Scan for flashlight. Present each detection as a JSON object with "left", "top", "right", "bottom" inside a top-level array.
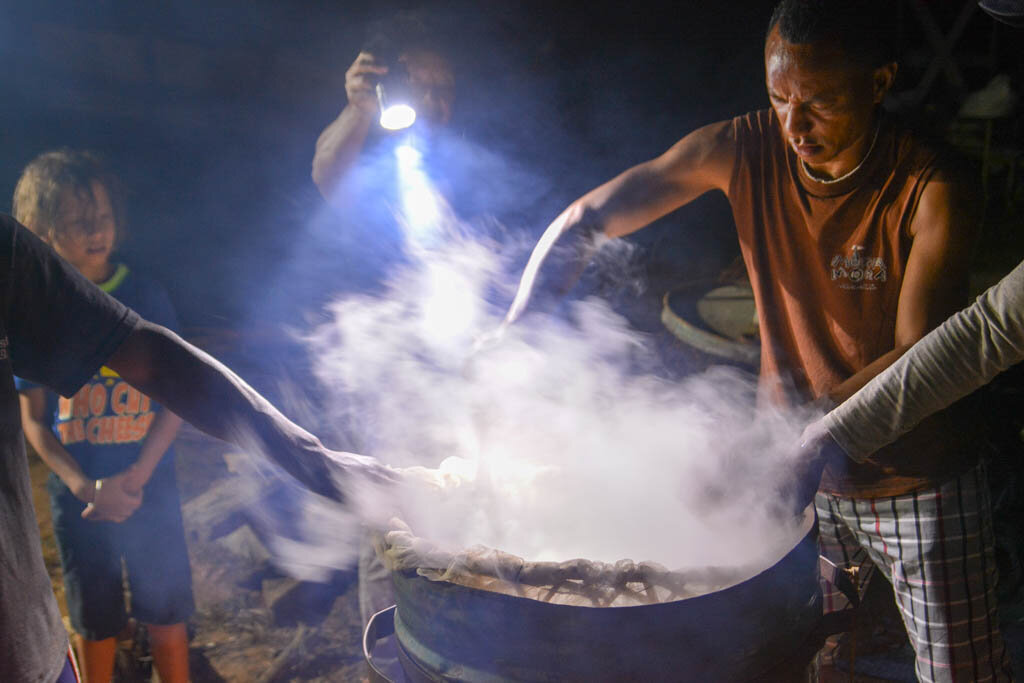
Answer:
[{"left": 376, "top": 67, "right": 416, "bottom": 131}]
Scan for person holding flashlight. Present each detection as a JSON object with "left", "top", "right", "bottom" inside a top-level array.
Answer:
[
  {"left": 311, "top": 15, "right": 455, "bottom": 206},
  {"left": 307, "top": 13, "right": 460, "bottom": 635}
]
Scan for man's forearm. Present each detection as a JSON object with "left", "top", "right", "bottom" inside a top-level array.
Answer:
[
  {"left": 108, "top": 323, "right": 337, "bottom": 496},
  {"left": 504, "top": 122, "right": 736, "bottom": 325},
  {"left": 824, "top": 343, "right": 914, "bottom": 405},
  {"left": 311, "top": 105, "right": 375, "bottom": 202},
  {"left": 505, "top": 163, "right": 706, "bottom": 325},
  {"left": 825, "top": 261, "right": 1024, "bottom": 460}
]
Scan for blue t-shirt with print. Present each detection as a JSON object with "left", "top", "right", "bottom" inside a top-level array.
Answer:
[{"left": 15, "top": 263, "right": 179, "bottom": 479}]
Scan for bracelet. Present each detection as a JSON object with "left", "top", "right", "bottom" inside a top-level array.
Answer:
[{"left": 92, "top": 478, "right": 102, "bottom": 504}]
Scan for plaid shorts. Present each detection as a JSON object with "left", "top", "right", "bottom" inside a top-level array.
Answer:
[{"left": 816, "top": 464, "right": 1014, "bottom": 682}]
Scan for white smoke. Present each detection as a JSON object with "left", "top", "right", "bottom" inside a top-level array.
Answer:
[{"left": 298, "top": 213, "right": 813, "bottom": 573}]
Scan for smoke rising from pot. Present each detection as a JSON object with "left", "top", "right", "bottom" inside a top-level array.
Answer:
[{"left": 295, "top": 202, "right": 813, "bottom": 573}]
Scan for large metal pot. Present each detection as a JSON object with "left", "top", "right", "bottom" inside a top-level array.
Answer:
[{"left": 366, "top": 508, "right": 822, "bottom": 682}]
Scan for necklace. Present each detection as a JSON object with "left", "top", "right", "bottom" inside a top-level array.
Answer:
[{"left": 801, "top": 122, "right": 881, "bottom": 185}]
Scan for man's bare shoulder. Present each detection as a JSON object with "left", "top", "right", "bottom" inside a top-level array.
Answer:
[
  {"left": 653, "top": 118, "right": 739, "bottom": 193},
  {"left": 889, "top": 117, "right": 975, "bottom": 186},
  {"left": 907, "top": 153, "right": 978, "bottom": 240}
]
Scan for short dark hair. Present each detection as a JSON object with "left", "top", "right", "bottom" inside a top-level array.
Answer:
[
  {"left": 767, "top": 0, "right": 897, "bottom": 69},
  {"left": 363, "top": 10, "right": 453, "bottom": 67},
  {"left": 12, "top": 148, "right": 126, "bottom": 245}
]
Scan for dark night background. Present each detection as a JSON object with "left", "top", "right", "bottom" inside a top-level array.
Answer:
[
  {"left": 0, "top": 0, "right": 1021, "bottom": 345},
  {"left": 5, "top": 4, "right": 1024, "bottom": 676}
]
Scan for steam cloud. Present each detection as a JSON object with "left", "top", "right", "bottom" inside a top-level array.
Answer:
[{"left": 281, "top": 199, "right": 816, "bottom": 577}]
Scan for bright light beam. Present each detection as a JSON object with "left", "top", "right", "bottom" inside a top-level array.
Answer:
[
  {"left": 395, "top": 143, "right": 442, "bottom": 248},
  {"left": 420, "top": 261, "right": 477, "bottom": 347}
]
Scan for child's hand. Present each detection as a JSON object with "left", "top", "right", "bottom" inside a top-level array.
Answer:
[
  {"left": 120, "top": 463, "right": 151, "bottom": 496},
  {"left": 82, "top": 472, "right": 143, "bottom": 522}
]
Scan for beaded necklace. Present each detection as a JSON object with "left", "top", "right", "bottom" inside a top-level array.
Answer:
[{"left": 801, "top": 122, "right": 881, "bottom": 185}]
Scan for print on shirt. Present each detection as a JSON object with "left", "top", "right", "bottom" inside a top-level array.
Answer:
[
  {"left": 830, "top": 246, "right": 887, "bottom": 291},
  {"left": 55, "top": 367, "right": 154, "bottom": 446}
]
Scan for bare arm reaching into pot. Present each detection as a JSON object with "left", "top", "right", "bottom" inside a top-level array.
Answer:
[{"left": 504, "top": 121, "right": 735, "bottom": 326}]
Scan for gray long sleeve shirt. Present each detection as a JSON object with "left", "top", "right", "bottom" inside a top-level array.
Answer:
[{"left": 823, "top": 259, "right": 1024, "bottom": 462}]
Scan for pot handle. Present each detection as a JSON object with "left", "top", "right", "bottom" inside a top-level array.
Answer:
[
  {"left": 817, "top": 555, "right": 862, "bottom": 638},
  {"left": 819, "top": 555, "right": 860, "bottom": 607},
  {"left": 363, "top": 605, "right": 403, "bottom": 683}
]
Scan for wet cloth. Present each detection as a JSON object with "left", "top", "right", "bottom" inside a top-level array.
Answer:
[
  {"left": 822, "top": 259, "right": 1024, "bottom": 461},
  {"left": 0, "top": 215, "right": 138, "bottom": 682},
  {"left": 817, "top": 464, "right": 1013, "bottom": 682}
]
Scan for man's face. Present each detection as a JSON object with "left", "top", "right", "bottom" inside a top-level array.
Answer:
[
  {"left": 51, "top": 180, "right": 116, "bottom": 277},
  {"left": 764, "top": 27, "right": 894, "bottom": 178},
  {"left": 400, "top": 49, "right": 455, "bottom": 127}
]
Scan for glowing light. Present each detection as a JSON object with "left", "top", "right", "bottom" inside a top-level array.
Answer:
[
  {"left": 395, "top": 143, "right": 422, "bottom": 167},
  {"left": 401, "top": 184, "right": 441, "bottom": 236},
  {"left": 394, "top": 141, "right": 441, "bottom": 246},
  {"left": 380, "top": 104, "right": 417, "bottom": 131},
  {"left": 420, "top": 261, "right": 477, "bottom": 345}
]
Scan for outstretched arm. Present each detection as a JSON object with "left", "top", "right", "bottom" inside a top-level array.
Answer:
[
  {"left": 813, "top": 260, "right": 1024, "bottom": 460},
  {"left": 505, "top": 120, "right": 737, "bottom": 324},
  {"left": 106, "top": 321, "right": 393, "bottom": 499}
]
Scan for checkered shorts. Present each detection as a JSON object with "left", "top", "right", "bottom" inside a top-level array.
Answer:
[{"left": 817, "top": 464, "right": 1014, "bottom": 682}]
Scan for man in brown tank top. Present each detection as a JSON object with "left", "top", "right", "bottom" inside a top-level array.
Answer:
[{"left": 509, "top": 0, "right": 1013, "bottom": 679}]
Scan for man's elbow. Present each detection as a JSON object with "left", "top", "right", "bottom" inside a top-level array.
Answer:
[
  {"left": 107, "top": 322, "right": 169, "bottom": 389},
  {"left": 311, "top": 157, "right": 331, "bottom": 199}
]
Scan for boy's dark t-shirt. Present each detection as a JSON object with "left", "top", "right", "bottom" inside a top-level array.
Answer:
[
  {"left": 0, "top": 214, "right": 138, "bottom": 681},
  {"left": 15, "top": 265, "right": 179, "bottom": 479}
]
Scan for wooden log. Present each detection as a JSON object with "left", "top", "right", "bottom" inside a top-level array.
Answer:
[{"left": 181, "top": 475, "right": 263, "bottom": 544}]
